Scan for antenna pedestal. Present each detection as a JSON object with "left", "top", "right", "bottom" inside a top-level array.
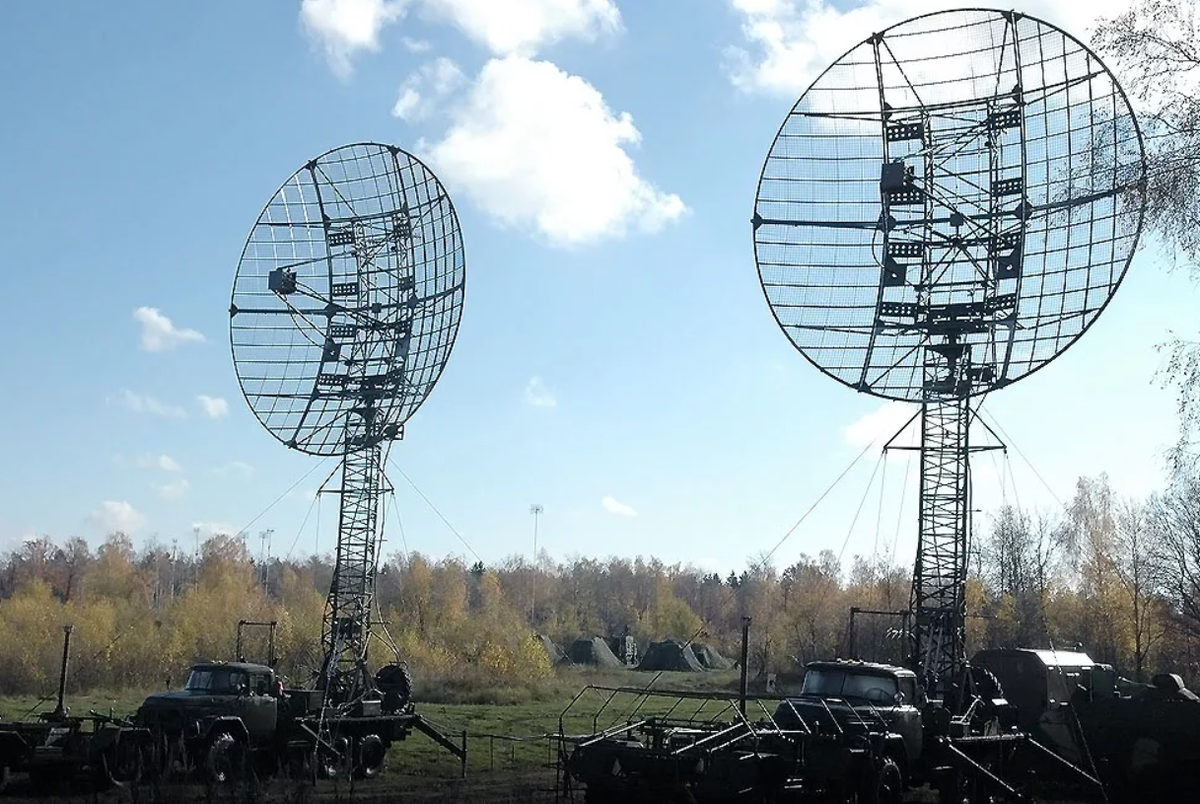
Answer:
[
  {"left": 319, "top": 438, "right": 385, "bottom": 703},
  {"left": 909, "top": 396, "right": 971, "bottom": 703}
]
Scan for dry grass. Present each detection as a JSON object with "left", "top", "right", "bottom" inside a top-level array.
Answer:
[{"left": 0, "top": 667, "right": 745, "bottom": 802}]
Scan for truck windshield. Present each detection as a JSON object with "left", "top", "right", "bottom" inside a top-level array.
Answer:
[
  {"left": 186, "top": 668, "right": 246, "bottom": 693},
  {"left": 803, "top": 669, "right": 898, "bottom": 703}
]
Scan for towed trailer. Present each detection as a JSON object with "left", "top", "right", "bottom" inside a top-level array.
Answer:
[
  {"left": 0, "top": 626, "right": 151, "bottom": 792},
  {"left": 557, "top": 660, "right": 1106, "bottom": 804}
]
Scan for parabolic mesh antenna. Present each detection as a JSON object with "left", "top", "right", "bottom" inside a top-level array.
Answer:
[
  {"left": 231, "top": 142, "right": 465, "bottom": 700},
  {"left": 752, "top": 9, "right": 1145, "bottom": 701}
]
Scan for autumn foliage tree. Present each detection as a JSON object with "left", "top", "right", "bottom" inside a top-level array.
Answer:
[{"left": 4, "top": 467, "right": 1200, "bottom": 698}]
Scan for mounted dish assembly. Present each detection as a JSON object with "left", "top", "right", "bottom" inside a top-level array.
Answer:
[
  {"left": 230, "top": 142, "right": 466, "bottom": 703},
  {"left": 752, "top": 8, "right": 1145, "bottom": 705}
]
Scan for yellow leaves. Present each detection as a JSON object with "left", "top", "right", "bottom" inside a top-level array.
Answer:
[{"left": 651, "top": 580, "right": 703, "bottom": 641}]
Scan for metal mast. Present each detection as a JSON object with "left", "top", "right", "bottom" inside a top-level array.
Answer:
[
  {"left": 231, "top": 142, "right": 466, "bottom": 706},
  {"left": 751, "top": 8, "right": 1146, "bottom": 709},
  {"left": 315, "top": 196, "right": 415, "bottom": 699},
  {"left": 911, "top": 396, "right": 971, "bottom": 698}
]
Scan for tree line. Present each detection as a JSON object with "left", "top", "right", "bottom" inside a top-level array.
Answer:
[{"left": 1, "top": 471, "right": 1199, "bottom": 698}]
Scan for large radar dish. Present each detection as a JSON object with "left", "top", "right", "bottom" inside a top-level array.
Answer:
[
  {"left": 752, "top": 9, "right": 1146, "bottom": 402},
  {"left": 231, "top": 142, "right": 465, "bottom": 455}
]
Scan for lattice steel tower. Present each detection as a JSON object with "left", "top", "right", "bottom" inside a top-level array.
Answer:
[
  {"left": 752, "top": 9, "right": 1145, "bottom": 702},
  {"left": 231, "top": 143, "right": 465, "bottom": 703}
]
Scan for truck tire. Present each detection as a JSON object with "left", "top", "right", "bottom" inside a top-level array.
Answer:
[
  {"left": 320, "top": 736, "right": 352, "bottom": 779},
  {"left": 864, "top": 757, "right": 903, "bottom": 804},
  {"left": 206, "top": 733, "right": 244, "bottom": 785},
  {"left": 0, "top": 764, "right": 9, "bottom": 794},
  {"left": 355, "top": 734, "right": 386, "bottom": 779},
  {"left": 101, "top": 735, "right": 144, "bottom": 788}
]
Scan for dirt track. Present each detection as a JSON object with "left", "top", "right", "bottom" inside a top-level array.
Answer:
[{"left": 0, "top": 770, "right": 562, "bottom": 804}]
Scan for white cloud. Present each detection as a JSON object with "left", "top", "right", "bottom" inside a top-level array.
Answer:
[
  {"left": 197, "top": 395, "right": 230, "bottom": 419},
  {"left": 156, "top": 478, "right": 191, "bottom": 501},
  {"left": 87, "top": 501, "right": 146, "bottom": 534},
  {"left": 421, "top": 0, "right": 621, "bottom": 56},
  {"left": 109, "top": 389, "right": 188, "bottom": 419},
  {"left": 402, "top": 35, "right": 432, "bottom": 52},
  {"left": 524, "top": 376, "right": 557, "bottom": 408},
  {"left": 602, "top": 495, "right": 637, "bottom": 517},
  {"left": 293, "top": 487, "right": 321, "bottom": 502},
  {"left": 842, "top": 401, "right": 917, "bottom": 449},
  {"left": 300, "top": 0, "right": 409, "bottom": 78},
  {"left": 134, "top": 306, "right": 205, "bottom": 352},
  {"left": 212, "top": 460, "right": 254, "bottom": 479},
  {"left": 427, "top": 55, "right": 687, "bottom": 246},
  {"left": 136, "top": 453, "right": 183, "bottom": 473},
  {"left": 392, "top": 57, "right": 467, "bottom": 121},
  {"left": 724, "top": 0, "right": 1134, "bottom": 96}
]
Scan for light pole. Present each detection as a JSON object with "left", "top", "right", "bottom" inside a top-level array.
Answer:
[{"left": 530, "top": 504, "right": 543, "bottom": 624}]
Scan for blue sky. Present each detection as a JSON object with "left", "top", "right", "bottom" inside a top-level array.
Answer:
[{"left": 0, "top": 0, "right": 1191, "bottom": 575}]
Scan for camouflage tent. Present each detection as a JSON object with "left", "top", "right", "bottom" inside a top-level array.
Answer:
[
  {"left": 638, "top": 638, "right": 706, "bottom": 672},
  {"left": 691, "top": 642, "right": 734, "bottom": 670},
  {"left": 537, "top": 633, "right": 569, "bottom": 666},
  {"left": 566, "top": 636, "right": 624, "bottom": 668}
]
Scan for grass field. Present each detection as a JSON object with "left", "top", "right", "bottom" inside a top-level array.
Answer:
[{"left": 0, "top": 667, "right": 751, "bottom": 802}]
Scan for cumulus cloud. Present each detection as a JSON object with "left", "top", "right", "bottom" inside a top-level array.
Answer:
[
  {"left": 212, "top": 460, "right": 254, "bottom": 479},
  {"left": 287, "top": 487, "right": 322, "bottom": 504},
  {"left": 156, "top": 478, "right": 191, "bottom": 501},
  {"left": 524, "top": 376, "right": 557, "bottom": 408},
  {"left": 88, "top": 501, "right": 146, "bottom": 534},
  {"left": 300, "top": 0, "right": 409, "bottom": 77},
  {"left": 602, "top": 495, "right": 638, "bottom": 517},
  {"left": 197, "top": 395, "right": 230, "bottom": 419},
  {"left": 136, "top": 453, "right": 183, "bottom": 473},
  {"left": 392, "top": 57, "right": 467, "bottom": 121},
  {"left": 109, "top": 389, "right": 187, "bottom": 419},
  {"left": 724, "top": 0, "right": 1133, "bottom": 96},
  {"left": 402, "top": 35, "right": 432, "bottom": 52},
  {"left": 842, "top": 401, "right": 917, "bottom": 449},
  {"left": 427, "top": 55, "right": 686, "bottom": 246},
  {"left": 134, "top": 306, "right": 204, "bottom": 352},
  {"left": 421, "top": 0, "right": 621, "bottom": 56}
]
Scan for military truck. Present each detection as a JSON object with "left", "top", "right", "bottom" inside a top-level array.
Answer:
[
  {"left": 135, "top": 656, "right": 456, "bottom": 783},
  {"left": 771, "top": 660, "right": 923, "bottom": 799},
  {"left": 973, "top": 647, "right": 1200, "bottom": 802},
  {"left": 563, "top": 657, "right": 1102, "bottom": 803}
]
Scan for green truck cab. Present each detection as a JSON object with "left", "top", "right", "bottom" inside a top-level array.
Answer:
[
  {"left": 136, "top": 661, "right": 283, "bottom": 780},
  {"left": 773, "top": 660, "right": 926, "bottom": 800}
]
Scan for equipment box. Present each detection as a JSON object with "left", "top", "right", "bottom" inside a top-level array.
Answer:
[{"left": 285, "top": 689, "right": 324, "bottom": 715}]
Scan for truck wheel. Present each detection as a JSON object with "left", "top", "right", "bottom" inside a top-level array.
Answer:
[
  {"left": 355, "top": 734, "right": 386, "bottom": 779},
  {"left": 0, "top": 764, "right": 9, "bottom": 794},
  {"left": 206, "top": 733, "right": 244, "bottom": 785},
  {"left": 320, "top": 736, "right": 352, "bottom": 779},
  {"left": 936, "top": 771, "right": 969, "bottom": 804},
  {"left": 865, "top": 758, "right": 903, "bottom": 804},
  {"left": 102, "top": 735, "right": 144, "bottom": 788}
]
